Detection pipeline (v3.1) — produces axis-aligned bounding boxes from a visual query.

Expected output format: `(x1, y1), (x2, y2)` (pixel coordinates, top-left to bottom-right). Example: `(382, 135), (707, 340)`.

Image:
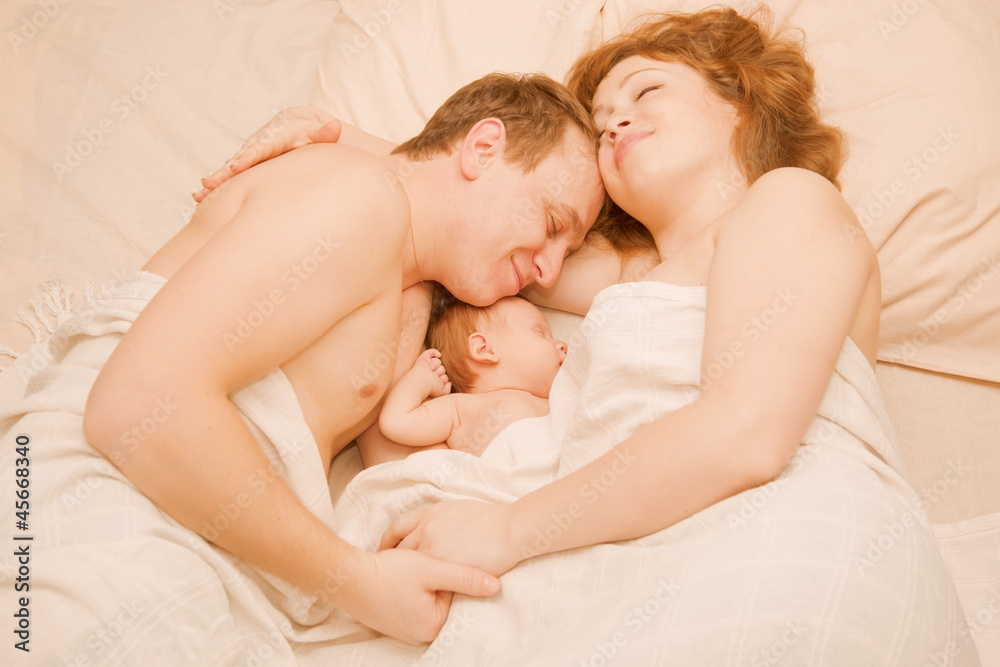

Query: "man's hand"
(380, 500), (523, 578)
(351, 548), (500, 644)
(193, 106), (341, 202)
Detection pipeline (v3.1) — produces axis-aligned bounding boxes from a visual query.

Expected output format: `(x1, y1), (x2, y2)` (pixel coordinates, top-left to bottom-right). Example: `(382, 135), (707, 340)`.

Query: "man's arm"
(83, 146), (501, 642)
(86, 145), (404, 587)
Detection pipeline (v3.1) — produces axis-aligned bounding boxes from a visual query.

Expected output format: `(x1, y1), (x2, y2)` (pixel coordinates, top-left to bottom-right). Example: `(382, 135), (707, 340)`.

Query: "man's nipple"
(358, 382), (380, 399)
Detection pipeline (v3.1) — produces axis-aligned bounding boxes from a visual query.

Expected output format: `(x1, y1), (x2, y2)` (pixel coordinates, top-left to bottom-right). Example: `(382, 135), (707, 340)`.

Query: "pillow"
(308, 0), (605, 368)
(0, 0), (339, 367)
(312, 0), (1000, 382)
(311, 0), (604, 144)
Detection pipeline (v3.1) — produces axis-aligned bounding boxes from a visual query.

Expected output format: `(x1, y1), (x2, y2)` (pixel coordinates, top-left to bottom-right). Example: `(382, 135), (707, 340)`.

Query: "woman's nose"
(606, 117), (630, 142)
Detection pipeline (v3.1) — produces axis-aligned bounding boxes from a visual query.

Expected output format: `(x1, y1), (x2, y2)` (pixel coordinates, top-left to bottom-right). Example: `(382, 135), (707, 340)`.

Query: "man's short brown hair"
(393, 72), (599, 172)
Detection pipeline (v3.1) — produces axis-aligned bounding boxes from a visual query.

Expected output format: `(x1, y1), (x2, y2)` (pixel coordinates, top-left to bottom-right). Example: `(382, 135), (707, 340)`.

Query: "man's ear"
(467, 331), (499, 365)
(459, 118), (506, 180)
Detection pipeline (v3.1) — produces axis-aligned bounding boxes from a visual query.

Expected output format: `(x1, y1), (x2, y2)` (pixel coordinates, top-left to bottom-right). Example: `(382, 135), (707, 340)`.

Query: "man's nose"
(534, 249), (564, 289)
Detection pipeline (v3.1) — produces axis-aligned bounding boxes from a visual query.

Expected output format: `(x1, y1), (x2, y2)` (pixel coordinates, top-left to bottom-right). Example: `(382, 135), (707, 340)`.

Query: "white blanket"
(0, 274), (982, 665)
(0, 271), (392, 666)
(332, 281), (982, 665)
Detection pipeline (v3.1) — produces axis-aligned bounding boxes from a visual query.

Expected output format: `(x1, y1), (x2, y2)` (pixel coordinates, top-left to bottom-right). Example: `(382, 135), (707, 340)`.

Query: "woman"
(201, 8), (974, 663)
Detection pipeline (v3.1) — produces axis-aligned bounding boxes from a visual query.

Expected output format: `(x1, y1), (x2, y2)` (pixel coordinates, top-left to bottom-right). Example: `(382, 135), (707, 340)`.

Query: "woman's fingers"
(192, 164), (236, 202)
(310, 118), (344, 144)
(191, 159), (247, 202)
(379, 510), (422, 550)
(192, 107), (337, 202)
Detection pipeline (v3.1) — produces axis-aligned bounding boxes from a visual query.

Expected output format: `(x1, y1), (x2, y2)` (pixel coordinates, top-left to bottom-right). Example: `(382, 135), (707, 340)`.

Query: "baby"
(378, 296), (567, 457)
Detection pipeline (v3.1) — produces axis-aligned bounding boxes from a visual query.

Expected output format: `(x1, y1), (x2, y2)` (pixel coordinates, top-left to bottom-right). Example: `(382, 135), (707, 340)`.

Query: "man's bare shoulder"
(233, 143), (411, 244)
(268, 142), (395, 179)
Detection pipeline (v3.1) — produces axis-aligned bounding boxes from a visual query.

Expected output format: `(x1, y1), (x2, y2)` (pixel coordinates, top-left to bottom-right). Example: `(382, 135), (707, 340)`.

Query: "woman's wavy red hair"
(567, 6), (845, 251)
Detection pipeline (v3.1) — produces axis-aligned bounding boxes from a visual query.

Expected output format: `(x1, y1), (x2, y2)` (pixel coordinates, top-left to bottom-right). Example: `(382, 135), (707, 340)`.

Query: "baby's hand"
(413, 349), (452, 397)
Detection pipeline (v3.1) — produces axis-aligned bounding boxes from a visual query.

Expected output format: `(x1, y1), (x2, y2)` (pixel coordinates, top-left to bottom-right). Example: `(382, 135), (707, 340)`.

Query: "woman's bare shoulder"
(745, 167), (843, 206)
(722, 167), (873, 260)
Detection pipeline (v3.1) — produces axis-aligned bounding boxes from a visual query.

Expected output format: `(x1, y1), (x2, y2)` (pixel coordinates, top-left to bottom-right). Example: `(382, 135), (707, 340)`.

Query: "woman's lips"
(614, 130), (652, 166)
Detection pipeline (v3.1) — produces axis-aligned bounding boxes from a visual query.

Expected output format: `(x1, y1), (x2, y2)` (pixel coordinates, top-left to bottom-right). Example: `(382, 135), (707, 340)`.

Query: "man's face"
(445, 128), (605, 307)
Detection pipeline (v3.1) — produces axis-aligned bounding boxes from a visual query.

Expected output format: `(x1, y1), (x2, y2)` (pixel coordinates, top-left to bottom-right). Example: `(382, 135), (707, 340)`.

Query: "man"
(83, 73), (605, 644)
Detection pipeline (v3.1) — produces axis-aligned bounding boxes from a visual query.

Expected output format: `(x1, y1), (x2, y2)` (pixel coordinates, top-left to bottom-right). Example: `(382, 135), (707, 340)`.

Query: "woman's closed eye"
(596, 85), (662, 138)
(636, 85), (661, 101)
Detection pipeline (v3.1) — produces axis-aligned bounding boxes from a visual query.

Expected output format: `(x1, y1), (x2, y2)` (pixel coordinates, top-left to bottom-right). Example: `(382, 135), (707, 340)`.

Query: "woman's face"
(591, 55), (740, 225)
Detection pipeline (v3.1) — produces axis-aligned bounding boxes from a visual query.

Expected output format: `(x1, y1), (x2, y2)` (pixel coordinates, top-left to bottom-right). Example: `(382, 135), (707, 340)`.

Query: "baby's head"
(430, 296), (567, 398)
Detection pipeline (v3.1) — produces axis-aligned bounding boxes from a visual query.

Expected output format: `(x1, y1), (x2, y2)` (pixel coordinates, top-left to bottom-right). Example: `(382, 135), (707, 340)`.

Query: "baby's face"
(489, 297), (567, 398)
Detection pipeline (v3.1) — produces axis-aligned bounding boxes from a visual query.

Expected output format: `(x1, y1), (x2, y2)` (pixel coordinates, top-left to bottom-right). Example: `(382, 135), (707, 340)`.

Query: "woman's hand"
(192, 106), (341, 202)
(347, 547), (500, 644)
(380, 500), (523, 577)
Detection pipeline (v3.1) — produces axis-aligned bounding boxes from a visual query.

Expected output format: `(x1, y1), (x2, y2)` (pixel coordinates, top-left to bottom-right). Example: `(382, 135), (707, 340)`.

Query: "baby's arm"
(379, 349), (460, 447)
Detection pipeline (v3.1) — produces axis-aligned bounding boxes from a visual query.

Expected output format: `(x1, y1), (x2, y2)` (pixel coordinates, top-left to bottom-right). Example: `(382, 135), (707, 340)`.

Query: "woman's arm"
(193, 106), (397, 202)
(382, 168), (876, 573)
(379, 350), (459, 446)
(521, 234), (660, 315)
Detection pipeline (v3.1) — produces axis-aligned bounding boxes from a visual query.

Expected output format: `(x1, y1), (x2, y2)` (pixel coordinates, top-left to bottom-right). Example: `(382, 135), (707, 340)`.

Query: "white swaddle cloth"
(332, 281), (980, 666)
